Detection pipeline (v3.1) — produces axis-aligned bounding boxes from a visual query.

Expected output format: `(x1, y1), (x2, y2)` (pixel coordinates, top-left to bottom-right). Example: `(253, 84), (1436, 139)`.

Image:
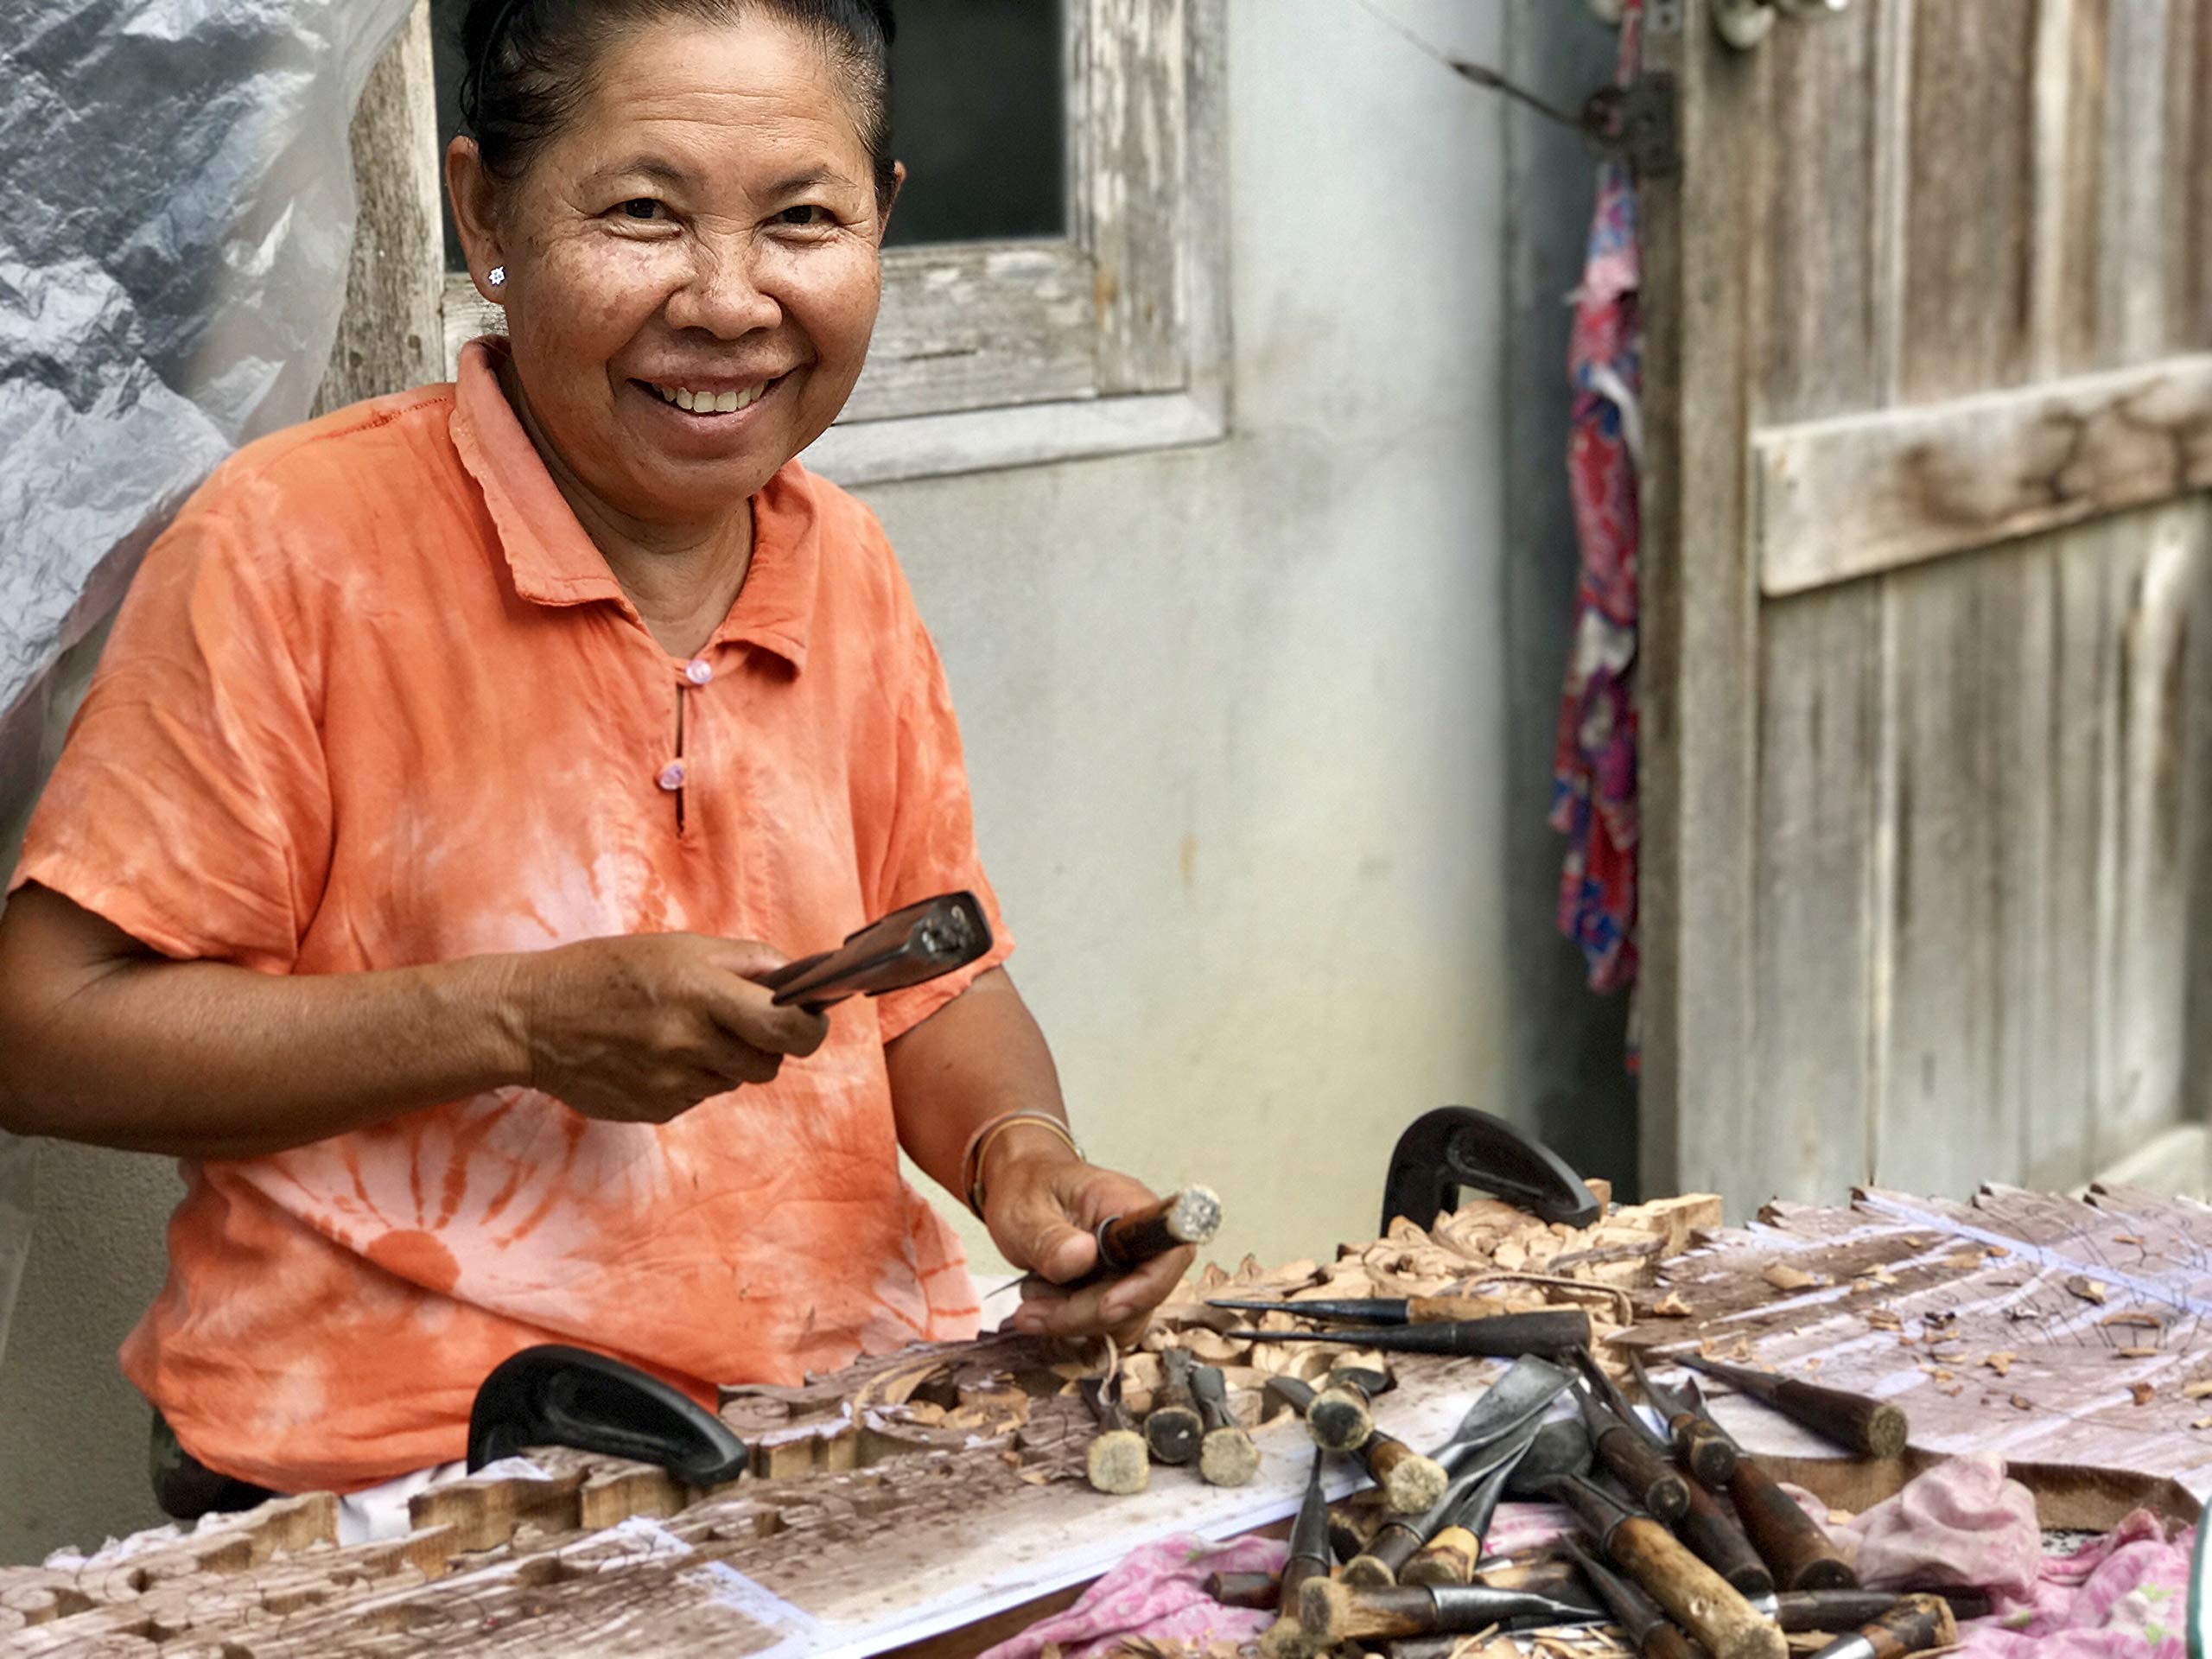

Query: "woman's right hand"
(502, 935), (830, 1124)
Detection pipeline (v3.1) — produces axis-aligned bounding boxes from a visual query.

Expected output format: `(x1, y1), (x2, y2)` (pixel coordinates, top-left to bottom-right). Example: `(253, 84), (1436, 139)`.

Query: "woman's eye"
(778, 206), (830, 228)
(620, 199), (663, 221)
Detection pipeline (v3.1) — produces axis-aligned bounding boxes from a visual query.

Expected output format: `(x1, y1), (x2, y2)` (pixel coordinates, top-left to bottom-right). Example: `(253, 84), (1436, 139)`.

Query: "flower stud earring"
(486, 265), (506, 290)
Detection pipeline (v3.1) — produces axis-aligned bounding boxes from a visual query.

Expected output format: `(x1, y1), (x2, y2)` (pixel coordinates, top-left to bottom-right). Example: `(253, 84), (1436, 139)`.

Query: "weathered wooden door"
(1637, 0), (2212, 1214)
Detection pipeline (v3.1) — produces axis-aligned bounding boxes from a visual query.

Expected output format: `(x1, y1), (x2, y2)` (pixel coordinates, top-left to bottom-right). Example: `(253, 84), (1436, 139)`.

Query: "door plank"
(2095, 501), (2205, 1164)
(1900, 0), (2038, 402)
(1754, 354), (2212, 595)
(1754, 590), (1882, 1202)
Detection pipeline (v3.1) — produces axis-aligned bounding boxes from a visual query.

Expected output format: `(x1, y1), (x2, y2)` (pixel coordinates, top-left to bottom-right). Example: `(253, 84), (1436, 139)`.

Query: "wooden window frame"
(397, 0), (1230, 487)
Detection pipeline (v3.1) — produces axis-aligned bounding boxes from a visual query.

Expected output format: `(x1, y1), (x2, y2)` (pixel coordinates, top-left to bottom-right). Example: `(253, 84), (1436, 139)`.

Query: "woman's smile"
(639, 372), (787, 417)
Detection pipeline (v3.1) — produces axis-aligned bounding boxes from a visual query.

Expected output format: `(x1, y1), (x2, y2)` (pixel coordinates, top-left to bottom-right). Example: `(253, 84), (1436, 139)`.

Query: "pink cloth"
(1963, 1511), (2192, 1659)
(1841, 1452), (2044, 1597)
(978, 1533), (1287, 1659)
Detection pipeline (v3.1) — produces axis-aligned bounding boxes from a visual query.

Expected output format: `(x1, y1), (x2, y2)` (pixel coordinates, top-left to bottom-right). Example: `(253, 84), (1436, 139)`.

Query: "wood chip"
(2194, 1417), (2212, 1431)
(1866, 1307), (1904, 1332)
(2117, 1347), (2160, 1359)
(1984, 1352), (2015, 1376)
(1764, 1264), (1825, 1293)
(2067, 1276), (2110, 1305)
(2130, 1383), (2156, 1407)
(1650, 1291), (1694, 1319)
(2011, 1395), (2034, 1411)
(2113, 1234), (2143, 1246)
(2101, 1312), (2163, 1330)
(2183, 1381), (2212, 1400)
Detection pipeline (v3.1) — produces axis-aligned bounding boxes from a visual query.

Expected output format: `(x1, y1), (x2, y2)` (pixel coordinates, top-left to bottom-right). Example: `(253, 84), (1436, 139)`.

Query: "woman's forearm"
(885, 966), (1070, 1199)
(0, 884), (524, 1159)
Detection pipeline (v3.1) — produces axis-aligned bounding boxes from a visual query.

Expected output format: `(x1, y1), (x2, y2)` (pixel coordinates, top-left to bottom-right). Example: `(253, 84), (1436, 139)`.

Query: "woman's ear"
(446, 137), (507, 302)
(874, 161), (907, 249)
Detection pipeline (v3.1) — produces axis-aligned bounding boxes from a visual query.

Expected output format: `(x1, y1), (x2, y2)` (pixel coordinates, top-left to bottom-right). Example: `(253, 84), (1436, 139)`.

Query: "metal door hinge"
(1585, 73), (1679, 178)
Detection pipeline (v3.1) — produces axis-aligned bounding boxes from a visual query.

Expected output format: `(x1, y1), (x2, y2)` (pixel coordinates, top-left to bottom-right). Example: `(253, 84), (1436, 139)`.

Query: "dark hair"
(457, 0), (898, 203)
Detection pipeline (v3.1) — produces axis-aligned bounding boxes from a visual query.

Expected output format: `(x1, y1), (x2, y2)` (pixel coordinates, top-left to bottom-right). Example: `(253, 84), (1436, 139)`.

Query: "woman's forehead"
(556, 15), (873, 184)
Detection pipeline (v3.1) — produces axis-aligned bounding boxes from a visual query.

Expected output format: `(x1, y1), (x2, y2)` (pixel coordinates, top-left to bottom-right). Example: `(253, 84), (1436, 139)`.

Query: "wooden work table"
(3, 1182), (2204, 1656)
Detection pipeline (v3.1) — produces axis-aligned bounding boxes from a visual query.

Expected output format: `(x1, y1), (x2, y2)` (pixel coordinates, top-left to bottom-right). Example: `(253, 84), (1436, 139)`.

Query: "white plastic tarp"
(0, 0), (416, 1364)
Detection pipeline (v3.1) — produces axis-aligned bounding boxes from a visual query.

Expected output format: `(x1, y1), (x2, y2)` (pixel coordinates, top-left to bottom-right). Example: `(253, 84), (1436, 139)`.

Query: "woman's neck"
(501, 359), (754, 660)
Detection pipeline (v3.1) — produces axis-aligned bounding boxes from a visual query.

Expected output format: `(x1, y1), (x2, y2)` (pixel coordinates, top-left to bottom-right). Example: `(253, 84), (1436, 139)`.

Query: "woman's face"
(451, 15), (893, 528)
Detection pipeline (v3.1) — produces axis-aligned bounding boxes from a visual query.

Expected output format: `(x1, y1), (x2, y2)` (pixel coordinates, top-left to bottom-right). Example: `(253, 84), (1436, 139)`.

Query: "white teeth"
(653, 379), (773, 413)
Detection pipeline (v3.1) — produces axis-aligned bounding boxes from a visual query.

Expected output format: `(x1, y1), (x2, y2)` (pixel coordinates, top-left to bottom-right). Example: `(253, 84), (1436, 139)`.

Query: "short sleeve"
(865, 615), (1015, 1043)
(10, 499), (333, 970)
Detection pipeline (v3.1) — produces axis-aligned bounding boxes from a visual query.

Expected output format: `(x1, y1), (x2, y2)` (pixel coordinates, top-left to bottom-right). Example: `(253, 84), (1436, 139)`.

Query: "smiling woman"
(0, 0), (1191, 1531)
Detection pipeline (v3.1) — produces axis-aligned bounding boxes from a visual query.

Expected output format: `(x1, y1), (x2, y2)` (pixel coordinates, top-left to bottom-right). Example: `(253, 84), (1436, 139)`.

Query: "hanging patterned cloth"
(1549, 1), (1643, 1023)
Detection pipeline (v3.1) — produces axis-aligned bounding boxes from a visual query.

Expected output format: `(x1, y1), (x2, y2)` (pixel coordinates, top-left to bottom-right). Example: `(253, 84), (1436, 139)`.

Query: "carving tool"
(1258, 1452), (1334, 1659)
(1205, 1570), (1281, 1610)
(1299, 1580), (1603, 1645)
(1777, 1589), (1990, 1630)
(1561, 1536), (1701, 1659)
(1205, 1293), (1508, 1325)
(1547, 1472), (1788, 1659)
(1327, 1488), (1391, 1565)
(1680, 1356), (1909, 1459)
(1077, 1370), (1148, 1495)
(1227, 1308), (1592, 1359)
(1066, 1185), (1221, 1291)
(1356, 1423), (1538, 1586)
(1307, 1364), (1389, 1452)
(760, 890), (992, 1012)
(1803, 1593), (1956, 1659)
(1662, 1370), (1857, 1592)
(1187, 1360), (1259, 1485)
(1435, 1356), (1577, 1471)
(1142, 1348), (1204, 1465)
(1675, 1470), (1776, 1597)
(1571, 1370), (1689, 1522)
(1629, 1347), (1738, 1485)
(1268, 1376), (1448, 1513)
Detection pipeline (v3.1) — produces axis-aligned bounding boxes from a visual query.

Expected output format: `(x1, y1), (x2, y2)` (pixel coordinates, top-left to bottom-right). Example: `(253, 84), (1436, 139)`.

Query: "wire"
(1347, 0), (1592, 131)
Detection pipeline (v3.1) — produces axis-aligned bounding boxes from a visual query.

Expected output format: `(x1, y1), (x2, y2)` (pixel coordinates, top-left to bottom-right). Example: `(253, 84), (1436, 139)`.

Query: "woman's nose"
(664, 237), (782, 338)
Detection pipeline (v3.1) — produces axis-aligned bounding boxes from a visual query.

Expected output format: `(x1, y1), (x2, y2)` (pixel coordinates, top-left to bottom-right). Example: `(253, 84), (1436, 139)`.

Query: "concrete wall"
(0, 1), (1627, 1559)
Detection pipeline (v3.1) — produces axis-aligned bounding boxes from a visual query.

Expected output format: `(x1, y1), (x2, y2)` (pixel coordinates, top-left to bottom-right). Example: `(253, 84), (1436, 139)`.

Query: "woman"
(0, 0), (1188, 1514)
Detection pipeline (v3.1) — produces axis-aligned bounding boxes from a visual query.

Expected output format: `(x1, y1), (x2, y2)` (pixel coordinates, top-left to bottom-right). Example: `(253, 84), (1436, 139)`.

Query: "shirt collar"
(448, 337), (819, 672)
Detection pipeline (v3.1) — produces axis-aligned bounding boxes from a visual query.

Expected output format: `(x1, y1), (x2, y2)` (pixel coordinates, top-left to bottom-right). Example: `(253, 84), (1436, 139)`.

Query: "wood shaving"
(2194, 1417), (2212, 1431)
(1866, 1308), (1904, 1332)
(2183, 1381), (2212, 1400)
(2117, 1347), (2160, 1360)
(2130, 1383), (2156, 1407)
(1764, 1264), (1825, 1292)
(1651, 1291), (1694, 1319)
(1985, 1352), (2015, 1376)
(2011, 1395), (2034, 1411)
(2066, 1276), (2110, 1305)
(2101, 1313), (2163, 1330)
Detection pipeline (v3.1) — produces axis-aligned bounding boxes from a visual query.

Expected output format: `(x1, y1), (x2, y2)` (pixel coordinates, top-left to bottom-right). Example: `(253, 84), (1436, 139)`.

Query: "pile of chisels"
(1181, 1294), (1967, 1659)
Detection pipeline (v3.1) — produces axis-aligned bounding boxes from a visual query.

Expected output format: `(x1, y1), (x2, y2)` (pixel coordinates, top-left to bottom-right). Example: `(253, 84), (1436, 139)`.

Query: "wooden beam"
(1755, 353), (2212, 597)
(313, 0), (442, 416)
(1636, 0), (1764, 1201)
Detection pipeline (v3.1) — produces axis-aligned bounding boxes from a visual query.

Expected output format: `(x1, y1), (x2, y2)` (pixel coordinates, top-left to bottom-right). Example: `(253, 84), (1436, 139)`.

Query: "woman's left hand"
(982, 1141), (1194, 1346)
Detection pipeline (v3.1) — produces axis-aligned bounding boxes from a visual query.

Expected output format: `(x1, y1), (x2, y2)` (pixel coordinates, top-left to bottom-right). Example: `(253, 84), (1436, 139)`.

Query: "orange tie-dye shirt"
(10, 340), (1010, 1493)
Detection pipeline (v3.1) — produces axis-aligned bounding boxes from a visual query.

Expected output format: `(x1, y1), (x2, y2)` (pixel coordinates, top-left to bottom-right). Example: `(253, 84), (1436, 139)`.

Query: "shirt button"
(658, 762), (687, 791)
(684, 659), (713, 687)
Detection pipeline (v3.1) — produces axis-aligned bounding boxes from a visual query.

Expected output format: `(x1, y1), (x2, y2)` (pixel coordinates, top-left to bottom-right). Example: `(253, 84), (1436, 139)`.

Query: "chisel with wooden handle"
(1658, 1368), (1859, 1591)
(1228, 1308), (1592, 1359)
(1681, 1356), (1908, 1459)
(1630, 1347), (1738, 1487)
(1560, 1536), (1702, 1659)
(1268, 1376), (1448, 1513)
(1548, 1473), (1788, 1659)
